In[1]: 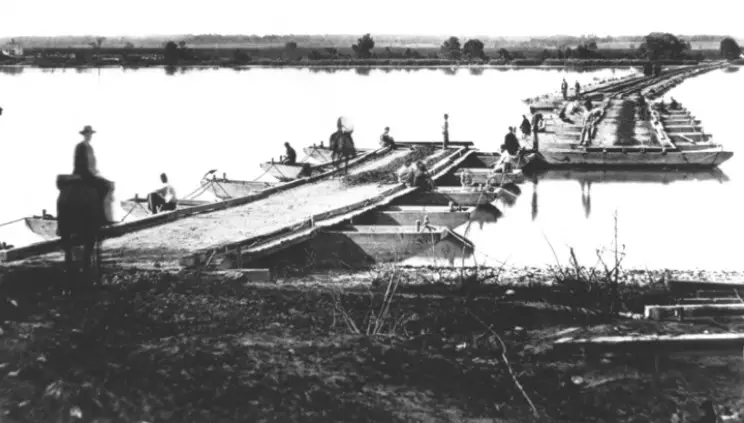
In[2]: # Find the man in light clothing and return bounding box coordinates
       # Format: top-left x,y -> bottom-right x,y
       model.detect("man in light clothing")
148,173 -> 177,214
397,159 -> 416,186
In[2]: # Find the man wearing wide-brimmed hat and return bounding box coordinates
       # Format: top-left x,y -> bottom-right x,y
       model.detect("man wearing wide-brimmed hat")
73,125 -> 116,224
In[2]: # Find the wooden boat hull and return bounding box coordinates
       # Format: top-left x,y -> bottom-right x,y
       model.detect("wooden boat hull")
302,145 -> 369,164
0,217 -> 58,249
397,187 -> 501,206
353,205 -> 472,229
321,225 -> 473,263
120,198 -> 211,220
258,162 -> 312,182
471,152 -> 500,168
537,148 -> 733,168
200,178 -> 278,200
455,168 -> 525,185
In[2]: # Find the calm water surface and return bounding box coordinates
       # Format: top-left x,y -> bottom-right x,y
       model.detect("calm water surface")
0,66 -> 740,271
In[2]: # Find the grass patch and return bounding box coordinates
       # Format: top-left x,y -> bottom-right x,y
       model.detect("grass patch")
341,145 -> 438,187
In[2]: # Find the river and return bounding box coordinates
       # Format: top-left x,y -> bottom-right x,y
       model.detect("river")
0,65 -> 740,271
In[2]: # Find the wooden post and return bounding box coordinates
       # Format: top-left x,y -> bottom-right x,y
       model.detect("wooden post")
235,246 -> 243,269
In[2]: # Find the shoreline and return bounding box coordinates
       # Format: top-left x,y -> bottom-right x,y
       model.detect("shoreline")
5,259 -> 743,285
1,60 -> 736,72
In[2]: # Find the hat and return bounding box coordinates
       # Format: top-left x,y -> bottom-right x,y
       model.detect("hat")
79,125 -> 96,135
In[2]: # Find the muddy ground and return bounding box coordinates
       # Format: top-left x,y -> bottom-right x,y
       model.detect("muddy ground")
0,264 -> 743,423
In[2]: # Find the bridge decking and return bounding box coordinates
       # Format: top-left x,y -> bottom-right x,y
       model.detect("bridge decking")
540,62 -> 726,149
7,148 -> 441,269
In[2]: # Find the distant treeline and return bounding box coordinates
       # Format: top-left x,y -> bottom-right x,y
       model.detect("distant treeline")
1,33 -> 741,68
2,34 -> 742,49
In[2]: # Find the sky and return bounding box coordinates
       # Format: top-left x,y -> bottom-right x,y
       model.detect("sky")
2,0 -> 742,38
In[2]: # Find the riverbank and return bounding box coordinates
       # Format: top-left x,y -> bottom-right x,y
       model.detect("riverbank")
0,57 -> 724,71
1,263 -> 742,422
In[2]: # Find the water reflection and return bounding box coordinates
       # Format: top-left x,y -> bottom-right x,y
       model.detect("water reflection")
469,67 -> 484,76
354,67 -> 371,76
0,66 -> 23,76
466,203 -> 503,231
537,168 -> 730,185
528,168 -> 730,221
580,180 -> 592,218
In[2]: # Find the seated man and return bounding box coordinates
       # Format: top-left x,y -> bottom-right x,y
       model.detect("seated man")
72,125 -> 116,225
459,168 -> 474,187
281,142 -> 297,165
397,159 -> 416,185
380,127 -> 396,149
412,161 -> 435,191
147,173 -> 177,214
670,97 -> 679,109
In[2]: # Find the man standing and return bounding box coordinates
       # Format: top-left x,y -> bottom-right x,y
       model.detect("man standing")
519,115 -> 531,141
147,173 -> 177,214
531,113 -> 544,151
495,127 -> 521,172
442,114 -> 449,149
73,125 -> 116,224
561,79 -> 568,100
574,81 -> 581,100
282,142 -> 297,165
380,127 -> 396,149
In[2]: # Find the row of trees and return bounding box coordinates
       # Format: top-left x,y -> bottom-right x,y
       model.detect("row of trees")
155,33 -> 742,65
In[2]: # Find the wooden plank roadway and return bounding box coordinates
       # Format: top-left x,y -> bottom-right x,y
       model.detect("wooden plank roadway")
189,147 -> 478,268
4,147 -> 452,269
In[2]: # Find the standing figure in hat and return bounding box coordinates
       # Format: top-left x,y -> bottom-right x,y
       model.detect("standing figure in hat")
73,125 -> 116,225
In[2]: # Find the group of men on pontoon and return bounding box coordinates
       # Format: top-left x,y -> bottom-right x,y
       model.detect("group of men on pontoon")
491,111 -> 545,173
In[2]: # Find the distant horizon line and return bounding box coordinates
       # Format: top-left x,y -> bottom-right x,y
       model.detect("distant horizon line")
1,32 -> 742,39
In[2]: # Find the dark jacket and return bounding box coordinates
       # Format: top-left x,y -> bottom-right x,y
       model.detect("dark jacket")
73,141 -> 96,179
503,132 -> 520,156
285,146 -> 297,164
520,118 -> 531,135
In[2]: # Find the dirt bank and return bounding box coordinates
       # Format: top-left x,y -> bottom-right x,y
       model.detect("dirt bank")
0,264 -> 742,422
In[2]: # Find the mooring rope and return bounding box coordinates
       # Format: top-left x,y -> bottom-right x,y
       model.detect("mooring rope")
0,217 -> 26,228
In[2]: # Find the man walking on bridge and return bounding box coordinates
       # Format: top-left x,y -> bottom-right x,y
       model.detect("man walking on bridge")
574,81 -> 581,100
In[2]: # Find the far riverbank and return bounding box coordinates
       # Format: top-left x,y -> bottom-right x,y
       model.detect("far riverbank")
2,56 -> 739,71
